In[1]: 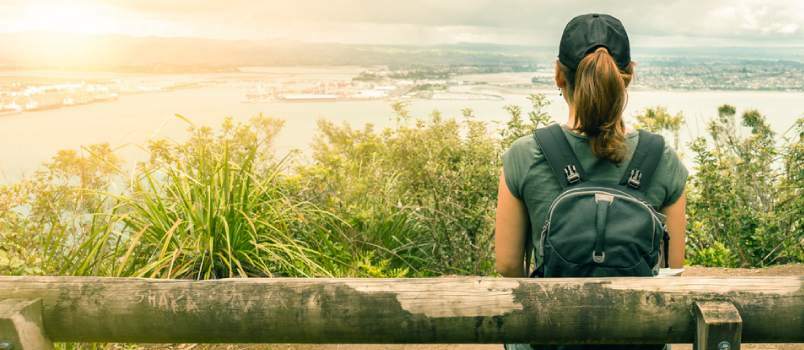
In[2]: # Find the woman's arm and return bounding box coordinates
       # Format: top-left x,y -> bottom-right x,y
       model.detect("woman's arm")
662,192 -> 687,268
495,169 -> 530,277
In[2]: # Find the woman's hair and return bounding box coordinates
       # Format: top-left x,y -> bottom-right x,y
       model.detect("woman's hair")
560,47 -> 634,163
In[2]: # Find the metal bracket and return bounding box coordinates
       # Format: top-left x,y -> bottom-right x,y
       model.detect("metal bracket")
694,301 -> 742,350
592,251 -> 606,263
0,299 -> 53,350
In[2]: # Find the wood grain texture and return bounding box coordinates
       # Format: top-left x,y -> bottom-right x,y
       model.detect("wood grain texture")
0,276 -> 801,344
694,301 -> 743,350
693,301 -> 743,350
0,298 -> 53,350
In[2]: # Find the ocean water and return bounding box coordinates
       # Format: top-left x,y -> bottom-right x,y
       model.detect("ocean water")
1,70 -> 802,182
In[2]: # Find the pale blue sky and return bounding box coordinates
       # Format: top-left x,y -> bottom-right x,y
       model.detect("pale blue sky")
0,0 -> 802,46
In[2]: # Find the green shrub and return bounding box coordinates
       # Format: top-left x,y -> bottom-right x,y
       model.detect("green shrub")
296,95 -> 551,275
685,106 -> 803,266
634,106 -> 684,150
297,108 -> 497,275
0,144 -> 123,276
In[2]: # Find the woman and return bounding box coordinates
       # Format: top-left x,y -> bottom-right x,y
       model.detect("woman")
495,13 -> 687,350
495,14 -> 688,280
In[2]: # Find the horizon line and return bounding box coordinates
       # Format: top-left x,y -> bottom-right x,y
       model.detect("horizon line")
0,30 -> 803,49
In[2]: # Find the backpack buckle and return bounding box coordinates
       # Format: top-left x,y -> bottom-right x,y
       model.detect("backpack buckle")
627,169 -> 642,189
564,165 -> 580,185
592,251 -> 606,263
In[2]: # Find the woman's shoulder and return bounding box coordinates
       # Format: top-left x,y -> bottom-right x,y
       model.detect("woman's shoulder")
510,133 -> 536,147
640,131 -> 688,208
640,131 -> 683,165
509,133 -> 539,149
502,134 -> 544,199
505,134 -> 544,160
505,132 -> 552,163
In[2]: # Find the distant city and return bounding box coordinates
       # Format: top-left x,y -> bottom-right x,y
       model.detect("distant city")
2,55 -> 803,115
0,77 -> 210,115
629,59 -> 804,91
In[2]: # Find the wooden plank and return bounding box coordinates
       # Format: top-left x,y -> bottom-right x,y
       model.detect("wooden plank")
0,276 -> 801,344
694,301 -> 742,350
0,299 -> 53,350
657,268 -> 684,277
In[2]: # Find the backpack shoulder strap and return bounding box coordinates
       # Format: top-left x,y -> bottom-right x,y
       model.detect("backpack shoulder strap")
619,130 -> 665,193
534,124 -> 586,189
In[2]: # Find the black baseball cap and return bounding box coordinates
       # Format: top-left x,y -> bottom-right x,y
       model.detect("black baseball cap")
558,13 -> 631,71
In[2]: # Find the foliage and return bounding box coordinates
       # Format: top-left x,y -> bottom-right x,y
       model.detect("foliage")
0,93 -> 550,279
298,110 -> 490,275
500,94 -> 552,149
684,106 -> 802,266
288,95 -> 550,276
295,94 -> 551,275
634,106 -> 684,150
3,96 -> 800,350
0,144 -> 123,276
2,97 -> 801,284
114,116 -> 350,279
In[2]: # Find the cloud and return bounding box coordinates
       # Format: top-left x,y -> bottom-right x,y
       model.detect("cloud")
1,0 -> 802,46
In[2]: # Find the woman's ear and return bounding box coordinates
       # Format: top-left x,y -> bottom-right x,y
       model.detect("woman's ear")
554,60 -> 566,89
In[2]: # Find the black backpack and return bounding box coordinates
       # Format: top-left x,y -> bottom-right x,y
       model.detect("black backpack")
530,124 -> 670,278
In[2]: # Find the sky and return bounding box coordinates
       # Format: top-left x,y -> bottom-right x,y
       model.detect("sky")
0,0 -> 802,47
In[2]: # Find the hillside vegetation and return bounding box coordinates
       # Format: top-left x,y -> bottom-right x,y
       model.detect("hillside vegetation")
1,95 -> 801,279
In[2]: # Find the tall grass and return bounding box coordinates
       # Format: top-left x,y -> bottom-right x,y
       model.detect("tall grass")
114,117 -> 352,278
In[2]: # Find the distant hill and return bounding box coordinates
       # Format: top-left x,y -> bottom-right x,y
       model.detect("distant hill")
0,32 -> 551,72
0,32 -> 801,72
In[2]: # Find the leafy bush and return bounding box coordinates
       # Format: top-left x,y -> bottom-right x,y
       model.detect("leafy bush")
294,95 -> 550,276
685,106 -> 803,266
297,108 -> 495,275
0,144 -> 123,276
634,106 -> 684,149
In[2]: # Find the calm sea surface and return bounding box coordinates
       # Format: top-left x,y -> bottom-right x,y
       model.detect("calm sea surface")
1,68 -> 802,182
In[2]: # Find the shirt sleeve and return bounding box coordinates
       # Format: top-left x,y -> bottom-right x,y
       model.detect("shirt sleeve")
659,145 -> 689,208
502,136 -> 533,199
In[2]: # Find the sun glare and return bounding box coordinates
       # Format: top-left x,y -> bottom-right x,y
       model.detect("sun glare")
18,1 -> 115,35
7,1 -> 127,67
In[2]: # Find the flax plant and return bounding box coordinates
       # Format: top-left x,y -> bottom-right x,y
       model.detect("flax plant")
114,116 -> 345,279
